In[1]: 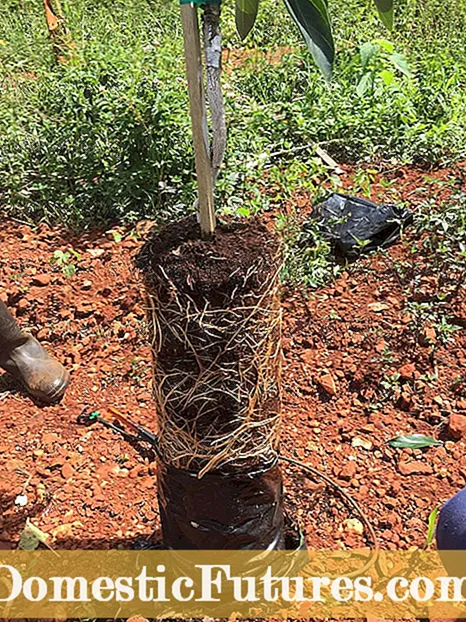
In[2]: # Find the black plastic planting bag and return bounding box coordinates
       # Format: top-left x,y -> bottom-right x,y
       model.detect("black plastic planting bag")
303,192 -> 412,258
158,461 -> 285,550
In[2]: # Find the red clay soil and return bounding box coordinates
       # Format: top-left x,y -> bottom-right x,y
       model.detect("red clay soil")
0,162 -> 465,559
222,46 -> 295,73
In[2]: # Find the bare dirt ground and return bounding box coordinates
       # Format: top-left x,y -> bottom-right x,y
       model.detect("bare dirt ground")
1,162 -> 465,560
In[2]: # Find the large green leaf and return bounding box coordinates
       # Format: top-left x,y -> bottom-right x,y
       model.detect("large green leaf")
283,0 -> 334,79
388,434 -> 442,449
235,0 -> 260,40
373,0 -> 394,30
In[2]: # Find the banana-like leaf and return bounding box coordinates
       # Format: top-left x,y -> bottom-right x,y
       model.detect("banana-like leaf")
283,0 -> 334,79
235,0 -> 260,40
373,0 -> 394,30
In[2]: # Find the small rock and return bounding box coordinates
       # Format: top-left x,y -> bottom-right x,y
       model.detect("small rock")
41,433 -> 58,446
32,274 -> 51,287
338,461 -> 357,480
16,298 -> 28,313
343,518 -> 364,535
449,413 -> 466,439
433,395 -> 443,406
81,280 -> 92,290
51,521 -> 83,540
129,464 -> 148,478
399,363 -> 416,380
398,461 -> 433,476
368,302 -> 388,312
398,391 -> 412,411
96,463 -> 119,479
317,373 -> 337,396
457,399 -> 466,410
36,328 -> 48,341
61,463 -> 75,480
15,494 -> 28,507
351,437 -> 373,450
375,340 -> 387,353
420,326 -> 436,346
74,302 -> 93,318
88,248 -> 106,258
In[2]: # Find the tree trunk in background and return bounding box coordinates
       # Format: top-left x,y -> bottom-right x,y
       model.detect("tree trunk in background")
42,0 -> 69,63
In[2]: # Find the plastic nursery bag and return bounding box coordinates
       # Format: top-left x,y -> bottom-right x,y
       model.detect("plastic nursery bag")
302,193 -> 413,258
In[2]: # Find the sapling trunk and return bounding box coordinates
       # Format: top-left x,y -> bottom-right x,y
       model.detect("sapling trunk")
180,4 -> 216,240
202,5 -> 227,186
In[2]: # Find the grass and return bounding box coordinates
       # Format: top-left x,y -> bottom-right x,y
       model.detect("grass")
0,0 -> 465,228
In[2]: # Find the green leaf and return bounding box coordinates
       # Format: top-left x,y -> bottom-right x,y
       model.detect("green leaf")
19,519 -> 49,551
63,263 -> 76,278
360,42 -> 379,69
237,206 -> 251,217
390,52 -> 413,78
235,0 -> 260,40
356,72 -> 373,96
380,69 -> 395,85
283,0 -> 334,79
426,507 -> 439,549
373,0 -> 394,30
388,434 -> 442,449
376,38 -> 394,53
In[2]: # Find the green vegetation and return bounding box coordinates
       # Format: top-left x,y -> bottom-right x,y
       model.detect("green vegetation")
0,0 -> 465,227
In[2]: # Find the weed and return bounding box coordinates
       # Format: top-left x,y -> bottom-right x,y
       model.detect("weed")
381,345 -> 394,363
107,230 -> 123,243
278,209 -> 341,289
435,316 -> 461,344
380,372 -> 402,401
425,506 -> 439,549
50,249 -> 80,278
356,39 -> 413,98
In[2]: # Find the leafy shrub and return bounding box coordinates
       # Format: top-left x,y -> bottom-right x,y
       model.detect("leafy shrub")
0,0 -> 193,226
0,0 -> 465,227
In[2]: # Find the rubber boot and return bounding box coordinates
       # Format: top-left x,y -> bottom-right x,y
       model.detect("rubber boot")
0,301 -> 69,403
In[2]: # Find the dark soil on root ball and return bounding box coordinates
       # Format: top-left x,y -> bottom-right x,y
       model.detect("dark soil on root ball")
136,215 -> 280,304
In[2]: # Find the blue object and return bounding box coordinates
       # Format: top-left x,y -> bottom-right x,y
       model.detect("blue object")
436,487 -> 466,550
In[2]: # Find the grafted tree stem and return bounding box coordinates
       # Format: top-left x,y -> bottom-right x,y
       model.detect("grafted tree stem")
181,4 -> 216,240
202,5 -> 227,186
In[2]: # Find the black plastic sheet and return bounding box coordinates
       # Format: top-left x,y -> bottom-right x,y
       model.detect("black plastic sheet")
157,461 -> 285,550
302,192 -> 413,258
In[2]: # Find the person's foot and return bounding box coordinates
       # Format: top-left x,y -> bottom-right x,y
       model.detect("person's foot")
0,336 -> 70,403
